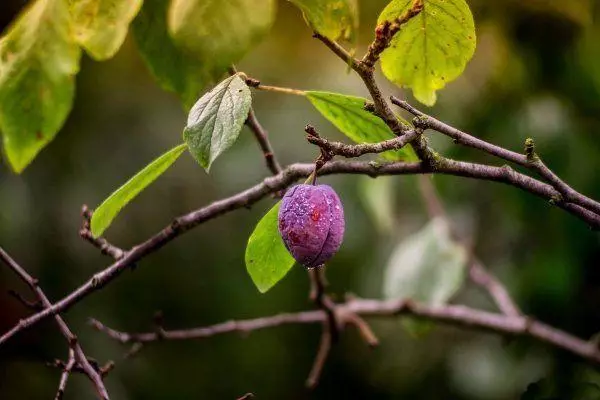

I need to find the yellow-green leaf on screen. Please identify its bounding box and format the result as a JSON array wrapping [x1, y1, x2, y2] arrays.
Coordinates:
[[168, 0, 276, 78], [288, 0, 359, 42], [91, 143, 188, 237], [378, 0, 476, 106], [132, 0, 211, 109], [68, 0, 143, 60], [0, 0, 81, 173], [306, 91, 417, 161], [245, 202, 295, 293]]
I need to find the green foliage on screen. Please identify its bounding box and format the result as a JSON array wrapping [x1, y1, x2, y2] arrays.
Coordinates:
[[357, 177, 396, 235], [68, 0, 143, 60], [378, 0, 476, 106], [90, 143, 188, 237], [0, 0, 80, 173], [288, 0, 359, 41], [168, 0, 276, 78], [132, 0, 212, 109], [306, 91, 417, 161], [245, 202, 296, 293], [183, 75, 252, 171], [383, 217, 467, 304]]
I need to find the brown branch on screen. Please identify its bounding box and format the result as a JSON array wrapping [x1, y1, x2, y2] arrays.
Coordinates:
[[469, 259, 521, 317], [2, 157, 600, 348], [305, 324, 332, 389], [55, 348, 76, 400], [246, 107, 282, 175], [0, 246, 110, 399], [313, 30, 437, 166], [417, 176, 521, 317], [362, 0, 424, 67], [309, 268, 339, 341], [345, 312, 379, 347], [391, 96, 600, 216], [90, 297, 600, 366], [306, 125, 422, 158]]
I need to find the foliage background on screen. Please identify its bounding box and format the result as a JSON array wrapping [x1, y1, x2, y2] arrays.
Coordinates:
[[0, 0, 599, 398]]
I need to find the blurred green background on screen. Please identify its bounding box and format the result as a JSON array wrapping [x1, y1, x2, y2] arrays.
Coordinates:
[[1, 0, 600, 398]]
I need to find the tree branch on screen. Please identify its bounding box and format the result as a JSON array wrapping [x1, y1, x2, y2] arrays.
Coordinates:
[[306, 125, 422, 158], [90, 297, 600, 366], [2, 157, 599, 347], [417, 176, 521, 317], [55, 348, 76, 400], [391, 96, 600, 216], [0, 246, 110, 399], [246, 107, 282, 175], [362, 0, 424, 67]]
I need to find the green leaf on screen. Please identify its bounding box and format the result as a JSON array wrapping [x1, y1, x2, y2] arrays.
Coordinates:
[[383, 217, 467, 304], [0, 0, 81, 173], [132, 0, 212, 109], [306, 91, 417, 161], [378, 0, 476, 106], [68, 0, 143, 60], [168, 0, 276, 77], [91, 143, 188, 237], [245, 202, 296, 293], [357, 176, 396, 235], [288, 0, 359, 42], [183, 74, 252, 170]]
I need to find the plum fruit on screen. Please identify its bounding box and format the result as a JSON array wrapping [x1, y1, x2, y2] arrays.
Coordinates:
[[278, 184, 345, 268]]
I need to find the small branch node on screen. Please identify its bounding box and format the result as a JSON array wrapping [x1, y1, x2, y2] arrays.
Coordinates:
[[524, 137, 537, 162]]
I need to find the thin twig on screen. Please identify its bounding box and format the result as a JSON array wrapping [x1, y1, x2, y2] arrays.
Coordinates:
[[417, 176, 522, 317], [55, 348, 76, 400], [306, 324, 332, 389], [0, 246, 110, 399], [306, 125, 421, 158], [91, 297, 600, 366], [309, 268, 339, 341], [246, 108, 282, 175], [345, 313, 379, 347], [469, 259, 521, 317]]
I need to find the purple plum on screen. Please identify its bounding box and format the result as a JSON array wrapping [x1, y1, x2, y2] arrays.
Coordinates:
[[278, 184, 345, 268]]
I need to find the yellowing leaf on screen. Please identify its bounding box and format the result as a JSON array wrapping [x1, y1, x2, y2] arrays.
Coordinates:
[[168, 0, 276, 77], [69, 0, 143, 60], [245, 202, 295, 293], [0, 0, 81, 173], [288, 0, 359, 42], [91, 143, 188, 237], [378, 0, 476, 106]]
